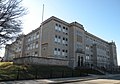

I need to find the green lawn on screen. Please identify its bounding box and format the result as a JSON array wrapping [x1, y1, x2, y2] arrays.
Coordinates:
[[0, 62, 27, 81], [0, 62, 87, 81]]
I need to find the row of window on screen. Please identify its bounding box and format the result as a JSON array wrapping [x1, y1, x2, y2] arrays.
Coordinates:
[[85, 54, 93, 61], [97, 44, 107, 51], [55, 23, 68, 34], [27, 32, 39, 42], [54, 48, 68, 56], [54, 35, 68, 46], [16, 46, 21, 52], [85, 45, 93, 53], [86, 35, 109, 49], [86, 56, 90, 60], [26, 51, 38, 56], [26, 41, 38, 50], [97, 55, 110, 59], [76, 30, 83, 37], [77, 35, 83, 43], [76, 43, 82, 49]]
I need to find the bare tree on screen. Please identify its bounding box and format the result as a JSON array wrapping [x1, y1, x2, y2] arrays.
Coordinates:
[[0, 0, 26, 47]]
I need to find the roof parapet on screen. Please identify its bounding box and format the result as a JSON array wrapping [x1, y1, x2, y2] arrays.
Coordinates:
[[70, 21, 84, 30]]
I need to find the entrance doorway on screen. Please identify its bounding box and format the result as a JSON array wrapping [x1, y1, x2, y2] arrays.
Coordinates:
[[78, 56, 83, 67]]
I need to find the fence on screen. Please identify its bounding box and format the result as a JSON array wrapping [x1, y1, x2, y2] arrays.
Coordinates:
[[0, 69, 87, 81]]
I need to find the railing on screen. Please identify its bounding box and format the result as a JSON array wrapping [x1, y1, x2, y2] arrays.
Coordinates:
[[0, 69, 87, 81]]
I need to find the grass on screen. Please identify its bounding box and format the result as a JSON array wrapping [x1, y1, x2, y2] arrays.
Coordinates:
[[0, 62, 27, 81], [0, 62, 88, 81]]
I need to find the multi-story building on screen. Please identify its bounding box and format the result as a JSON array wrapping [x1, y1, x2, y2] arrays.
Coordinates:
[[4, 16, 118, 69], [4, 35, 25, 61]]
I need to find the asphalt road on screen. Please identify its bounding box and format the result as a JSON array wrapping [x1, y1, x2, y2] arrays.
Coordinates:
[[0, 74, 120, 84], [65, 75, 120, 84]]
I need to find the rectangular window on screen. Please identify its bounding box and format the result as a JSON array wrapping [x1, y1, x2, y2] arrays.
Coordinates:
[[30, 44, 32, 49], [31, 36, 33, 41], [54, 48, 57, 55], [54, 35, 61, 43], [62, 37, 68, 45], [63, 27, 66, 33], [77, 35, 82, 43], [36, 32, 39, 38], [35, 41, 38, 48], [33, 34, 36, 40], [35, 51, 38, 56], [62, 50, 65, 56], [28, 37, 30, 42], [33, 43, 35, 49], [58, 48, 61, 55], [54, 35, 58, 42], [55, 26, 58, 31], [65, 27, 68, 34], [62, 50, 68, 56], [55, 23, 61, 32], [58, 26, 61, 31], [58, 36, 61, 43], [86, 56, 90, 60]]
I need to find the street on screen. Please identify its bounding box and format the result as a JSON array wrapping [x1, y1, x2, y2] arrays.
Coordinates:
[[65, 74, 120, 84], [0, 74, 120, 84]]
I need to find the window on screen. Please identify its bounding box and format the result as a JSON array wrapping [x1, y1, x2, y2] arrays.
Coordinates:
[[36, 32, 39, 38], [54, 35, 61, 43], [77, 35, 82, 43], [62, 50, 65, 56], [30, 44, 32, 49], [35, 41, 38, 48], [27, 44, 30, 50], [66, 27, 68, 30], [59, 24, 61, 27], [54, 35, 58, 42], [18, 47, 21, 51], [65, 27, 68, 34], [58, 48, 61, 55], [62, 49, 68, 57], [33, 34, 36, 40], [62, 37, 68, 46], [28, 37, 30, 42], [63, 26, 66, 33], [58, 25, 61, 31], [86, 56, 90, 60], [86, 45, 89, 50], [55, 23, 61, 32], [31, 35, 33, 41], [62, 38, 65, 44], [63, 37, 65, 40], [33, 43, 35, 49], [66, 38, 68, 41], [54, 48, 57, 55], [54, 48, 61, 55], [58, 36, 61, 43], [55, 24, 59, 31], [34, 51, 38, 56]]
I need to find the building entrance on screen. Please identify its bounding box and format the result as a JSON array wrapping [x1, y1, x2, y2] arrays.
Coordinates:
[[78, 56, 83, 67]]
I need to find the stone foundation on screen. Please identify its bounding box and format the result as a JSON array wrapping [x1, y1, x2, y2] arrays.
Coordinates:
[[13, 56, 69, 66]]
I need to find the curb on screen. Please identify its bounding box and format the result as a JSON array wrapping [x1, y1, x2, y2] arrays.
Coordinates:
[[48, 76, 101, 84], [49, 74, 120, 84]]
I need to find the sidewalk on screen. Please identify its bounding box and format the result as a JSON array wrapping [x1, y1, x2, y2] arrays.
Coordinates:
[[0, 75, 101, 84], [0, 74, 119, 84]]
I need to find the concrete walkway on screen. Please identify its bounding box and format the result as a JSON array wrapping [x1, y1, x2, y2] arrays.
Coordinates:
[[0, 74, 119, 84]]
